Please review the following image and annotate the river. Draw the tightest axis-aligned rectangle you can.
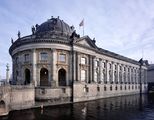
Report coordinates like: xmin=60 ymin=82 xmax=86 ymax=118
xmin=1 ymin=93 xmax=154 ymax=120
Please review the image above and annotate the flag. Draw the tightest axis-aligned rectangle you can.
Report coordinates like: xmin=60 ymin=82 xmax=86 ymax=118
xmin=79 ymin=19 xmax=84 ymax=27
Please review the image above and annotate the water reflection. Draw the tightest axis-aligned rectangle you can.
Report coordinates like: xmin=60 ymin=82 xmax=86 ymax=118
xmin=1 ymin=94 xmax=154 ymax=120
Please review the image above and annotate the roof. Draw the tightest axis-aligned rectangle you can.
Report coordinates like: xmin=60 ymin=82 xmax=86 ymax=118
xmin=35 ymin=17 xmax=73 ymax=36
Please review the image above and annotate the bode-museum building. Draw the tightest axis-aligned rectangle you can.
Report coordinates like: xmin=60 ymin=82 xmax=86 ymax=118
xmin=9 ymin=17 xmax=148 ymax=102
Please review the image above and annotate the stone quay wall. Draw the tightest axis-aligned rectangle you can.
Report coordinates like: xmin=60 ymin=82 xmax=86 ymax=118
xmin=73 ymin=83 xmax=148 ymax=102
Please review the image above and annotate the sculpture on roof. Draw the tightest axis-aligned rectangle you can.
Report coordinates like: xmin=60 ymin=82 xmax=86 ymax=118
xmin=32 ymin=26 xmax=35 ymax=35
xmin=17 ymin=31 xmax=20 ymax=38
xmin=11 ymin=38 xmax=14 ymax=44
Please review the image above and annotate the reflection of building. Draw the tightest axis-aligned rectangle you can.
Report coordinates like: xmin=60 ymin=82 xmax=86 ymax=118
xmin=9 ymin=17 xmax=148 ymax=102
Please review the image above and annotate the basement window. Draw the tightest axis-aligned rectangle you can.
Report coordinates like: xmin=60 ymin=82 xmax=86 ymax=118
xmin=104 ymin=86 xmax=107 ymax=91
xmin=62 ymin=88 xmax=66 ymax=93
xmin=110 ymin=86 xmax=112 ymax=91
xmin=97 ymin=86 xmax=100 ymax=92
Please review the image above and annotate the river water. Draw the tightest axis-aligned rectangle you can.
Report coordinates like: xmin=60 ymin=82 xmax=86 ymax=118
xmin=1 ymin=93 xmax=154 ymax=120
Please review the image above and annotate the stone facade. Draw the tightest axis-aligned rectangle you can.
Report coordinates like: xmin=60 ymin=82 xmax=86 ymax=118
xmin=0 ymin=85 xmax=34 ymax=115
xmin=6 ymin=17 xmax=148 ymax=114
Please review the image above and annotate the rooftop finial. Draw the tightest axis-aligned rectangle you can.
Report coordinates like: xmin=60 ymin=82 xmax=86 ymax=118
xmin=51 ymin=16 xmax=53 ymax=19
xmin=57 ymin=16 xmax=59 ymax=19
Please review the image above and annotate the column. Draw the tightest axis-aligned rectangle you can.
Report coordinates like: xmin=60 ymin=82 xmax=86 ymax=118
xmin=73 ymin=51 xmax=76 ymax=82
xmin=77 ymin=53 xmax=80 ymax=82
xmin=121 ymin=65 xmax=123 ymax=84
xmin=91 ymin=56 xmax=95 ymax=82
xmin=117 ymin=63 xmax=119 ymax=84
xmin=126 ymin=66 xmax=128 ymax=84
xmin=76 ymin=52 xmax=79 ymax=82
xmin=52 ymin=49 xmax=57 ymax=87
xmin=32 ymin=49 xmax=37 ymax=86
xmin=99 ymin=59 xmax=102 ymax=83
xmin=106 ymin=60 xmax=108 ymax=84
xmin=112 ymin=62 xmax=114 ymax=84
xmin=89 ymin=55 xmax=93 ymax=83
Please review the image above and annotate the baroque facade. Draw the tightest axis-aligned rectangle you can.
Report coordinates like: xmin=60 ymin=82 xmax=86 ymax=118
xmin=9 ymin=17 xmax=148 ymax=102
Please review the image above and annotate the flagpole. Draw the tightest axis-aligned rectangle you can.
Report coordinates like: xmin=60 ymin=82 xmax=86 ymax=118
xmin=79 ymin=19 xmax=84 ymax=37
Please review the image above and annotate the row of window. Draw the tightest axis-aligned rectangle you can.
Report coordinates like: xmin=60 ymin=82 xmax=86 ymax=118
xmin=15 ymin=52 xmax=66 ymax=63
xmin=83 ymin=85 xmax=147 ymax=93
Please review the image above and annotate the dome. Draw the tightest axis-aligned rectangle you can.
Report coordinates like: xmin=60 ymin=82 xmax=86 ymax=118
xmin=35 ymin=17 xmax=74 ymax=36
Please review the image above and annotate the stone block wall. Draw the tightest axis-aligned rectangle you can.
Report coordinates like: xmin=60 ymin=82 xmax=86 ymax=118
xmin=10 ymin=85 xmax=35 ymax=110
xmin=73 ymin=83 xmax=148 ymax=102
xmin=35 ymin=87 xmax=72 ymax=104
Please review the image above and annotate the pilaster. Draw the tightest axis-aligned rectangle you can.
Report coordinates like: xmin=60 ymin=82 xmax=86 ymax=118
xmin=32 ymin=49 xmax=37 ymax=86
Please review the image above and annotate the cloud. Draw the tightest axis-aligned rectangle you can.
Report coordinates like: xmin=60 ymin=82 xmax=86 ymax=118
xmin=0 ymin=0 xmax=154 ymax=78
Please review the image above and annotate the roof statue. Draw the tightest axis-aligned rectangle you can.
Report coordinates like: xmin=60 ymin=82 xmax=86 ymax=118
xmin=11 ymin=38 xmax=14 ymax=44
xmin=31 ymin=26 xmax=35 ymax=35
xmin=17 ymin=31 xmax=20 ymax=38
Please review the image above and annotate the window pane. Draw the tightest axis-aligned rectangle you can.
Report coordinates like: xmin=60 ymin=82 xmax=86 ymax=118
xmin=59 ymin=54 xmax=66 ymax=62
xmin=81 ymin=70 xmax=85 ymax=81
xmin=25 ymin=54 xmax=30 ymax=62
xmin=81 ymin=57 xmax=86 ymax=64
xmin=40 ymin=52 xmax=48 ymax=61
xmin=94 ymin=71 xmax=97 ymax=82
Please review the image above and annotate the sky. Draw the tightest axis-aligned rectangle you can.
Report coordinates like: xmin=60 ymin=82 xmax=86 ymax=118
xmin=0 ymin=0 xmax=154 ymax=79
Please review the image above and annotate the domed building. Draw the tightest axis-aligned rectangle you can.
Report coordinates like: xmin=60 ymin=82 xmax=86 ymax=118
xmin=9 ymin=17 xmax=148 ymax=102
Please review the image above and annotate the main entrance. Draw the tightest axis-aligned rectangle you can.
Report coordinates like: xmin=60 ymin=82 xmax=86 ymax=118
xmin=58 ymin=68 xmax=66 ymax=86
xmin=25 ymin=69 xmax=30 ymax=85
xmin=40 ymin=68 xmax=49 ymax=86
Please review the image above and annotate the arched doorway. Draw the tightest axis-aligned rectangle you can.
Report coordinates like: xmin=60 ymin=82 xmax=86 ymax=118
xmin=0 ymin=101 xmax=6 ymax=114
xmin=58 ymin=68 xmax=66 ymax=86
xmin=40 ymin=68 xmax=48 ymax=86
xmin=25 ymin=69 xmax=30 ymax=85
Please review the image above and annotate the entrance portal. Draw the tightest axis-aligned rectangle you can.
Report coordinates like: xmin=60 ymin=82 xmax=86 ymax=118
xmin=40 ymin=68 xmax=49 ymax=86
xmin=0 ymin=101 xmax=7 ymax=115
xmin=25 ymin=69 xmax=30 ymax=85
xmin=58 ymin=68 xmax=66 ymax=86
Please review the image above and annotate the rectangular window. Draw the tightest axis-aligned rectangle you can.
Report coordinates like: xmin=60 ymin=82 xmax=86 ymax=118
xmin=81 ymin=70 xmax=86 ymax=81
xmin=59 ymin=54 xmax=66 ymax=62
xmin=115 ymin=65 xmax=117 ymax=70
xmin=95 ymin=60 xmax=99 ymax=67
xmin=40 ymin=52 xmax=48 ymax=61
xmin=109 ymin=63 xmax=112 ymax=69
xmin=16 ymin=57 xmax=19 ymax=64
xmin=25 ymin=54 xmax=30 ymax=62
xmin=103 ymin=62 xmax=106 ymax=68
xmin=81 ymin=57 xmax=86 ymax=64
xmin=94 ymin=71 xmax=98 ymax=82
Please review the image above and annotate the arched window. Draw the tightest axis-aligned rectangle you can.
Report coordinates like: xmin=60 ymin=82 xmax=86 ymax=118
xmin=58 ymin=69 xmax=66 ymax=86
xmin=0 ymin=101 xmax=6 ymax=114
xmin=25 ymin=69 xmax=30 ymax=85
xmin=40 ymin=68 xmax=49 ymax=86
